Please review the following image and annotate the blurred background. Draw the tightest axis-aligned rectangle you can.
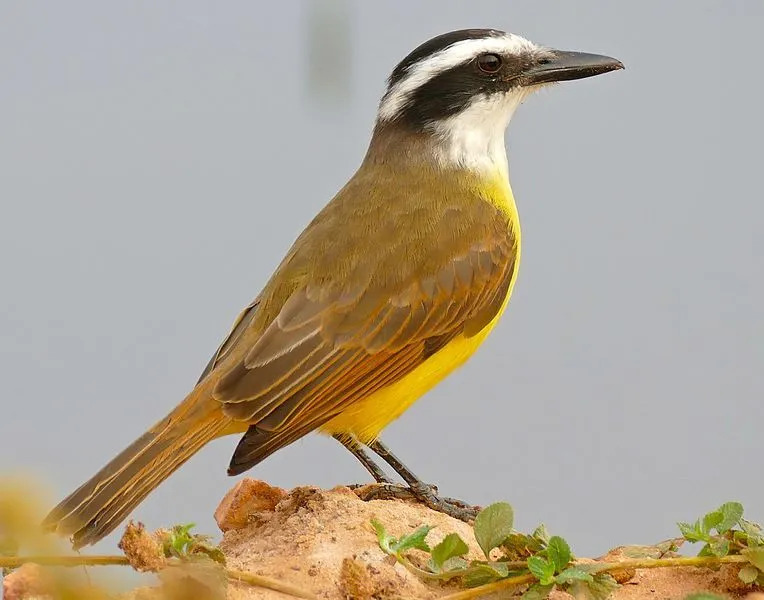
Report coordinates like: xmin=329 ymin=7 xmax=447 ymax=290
xmin=1 ymin=0 xmax=762 ymax=583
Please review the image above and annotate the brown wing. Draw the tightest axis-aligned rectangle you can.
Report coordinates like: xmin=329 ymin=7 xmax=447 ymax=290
xmin=196 ymin=298 xmax=261 ymax=384
xmin=214 ymin=236 xmax=517 ymax=475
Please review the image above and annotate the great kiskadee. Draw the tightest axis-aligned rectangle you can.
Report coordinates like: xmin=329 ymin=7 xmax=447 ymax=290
xmin=43 ymin=29 xmax=622 ymax=548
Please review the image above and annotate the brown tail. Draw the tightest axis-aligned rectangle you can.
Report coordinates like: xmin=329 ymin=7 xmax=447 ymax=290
xmin=42 ymin=387 xmax=228 ymax=549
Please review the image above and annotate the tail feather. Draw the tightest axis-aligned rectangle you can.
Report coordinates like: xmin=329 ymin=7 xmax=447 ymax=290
xmin=43 ymin=392 xmax=227 ymax=549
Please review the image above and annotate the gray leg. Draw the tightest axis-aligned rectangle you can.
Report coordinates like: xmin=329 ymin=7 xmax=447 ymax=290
xmin=367 ymin=439 xmax=479 ymax=522
xmin=333 ymin=434 xmax=394 ymax=484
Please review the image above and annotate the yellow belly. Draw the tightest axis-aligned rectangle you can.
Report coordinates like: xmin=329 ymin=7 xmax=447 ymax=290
xmin=320 ymin=277 xmax=515 ymax=443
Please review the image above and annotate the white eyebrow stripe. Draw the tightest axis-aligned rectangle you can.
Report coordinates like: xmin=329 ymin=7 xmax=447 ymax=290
xmin=378 ymin=34 xmax=540 ymax=122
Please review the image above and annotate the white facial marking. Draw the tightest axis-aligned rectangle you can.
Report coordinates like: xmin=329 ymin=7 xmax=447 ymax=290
xmin=430 ymin=87 xmax=536 ymax=176
xmin=378 ymin=33 xmax=540 ymax=122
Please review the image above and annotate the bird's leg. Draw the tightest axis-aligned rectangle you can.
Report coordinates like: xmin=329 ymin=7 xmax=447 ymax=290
xmin=366 ymin=439 xmax=480 ymax=522
xmin=333 ymin=434 xmax=394 ymax=484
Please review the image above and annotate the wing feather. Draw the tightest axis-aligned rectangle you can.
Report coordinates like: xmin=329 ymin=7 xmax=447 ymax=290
xmin=211 ymin=212 xmax=518 ymax=473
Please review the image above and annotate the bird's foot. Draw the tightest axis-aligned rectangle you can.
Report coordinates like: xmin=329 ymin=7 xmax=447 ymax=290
xmin=353 ymin=482 xmax=480 ymax=522
xmin=408 ymin=481 xmax=480 ymax=522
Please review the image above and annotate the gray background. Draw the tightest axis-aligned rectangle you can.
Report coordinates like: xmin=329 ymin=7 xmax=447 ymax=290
xmin=1 ymin=0 xmax=762 ymax=571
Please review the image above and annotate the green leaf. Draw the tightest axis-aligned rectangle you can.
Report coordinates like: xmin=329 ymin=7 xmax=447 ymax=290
xmin=738 ymin=565 xmax=760 ymax=585
xmin=697 ymin=543 xmax=714 ymax=557
xmin=474 ymin=502 xmax=514 ymax=559
xmin=734 ymin=530 xmax=750 ymax=546
xmin=708 ymin=538 xmax=729 ymax=557
xmin=621 ymin=540 xmax=681 ymax=559
xmin=370 ymin=519 xmax=432 ymax=557
xmin=701 ymin=511 xmax=723 ymax=535
xmin=567 ymin=573 xmax=620 ymax=600
xmin=502 ymin=531 xmax=546 ymax=560
xmin=743 ymin=547 xmax=764 ymax=571
xmin=439 ymin=556 xmax=470 ymax=572
xmin=192 ymin=543 xmax=226 ymax=565
xmin=164 ymin=523 xmax=197 ymax=557
xmin=678 ymin=520 xmax=708 ymax=543
xmin=683 ymin=594 xmax=726 ymax=600
xmin=371 ymin=518 xmax=395 ymax=555
xmin=740 ymin=519 xmax=764 ymax=545
xmin=532 ymin=524 xmax=551 ymax=545
xmin=547 ymin=536 xmax=572 ymax=573
xmin=464 ymin=562 xmax=509 ymax=587
xmin=592 ymin=573 xmax=620 ymax=598
xmin=555 ymin=566 xmax=594 ymax=585
xmin=528 ymin=556 xmax=556 ymax=586
xmin=392 ymin=524 xmax=433 ymax=554
xmin=488 ymin=562 xmax=510 ymax=578
xmin=430 ymin=533 xmax=469 ymax=571
xmin=522 ymin=583 xmax=554 ymax=600
xmin=717 ymin=502 xmax=744 ymax=533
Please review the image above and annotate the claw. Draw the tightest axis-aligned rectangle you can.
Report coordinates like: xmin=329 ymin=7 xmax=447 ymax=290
xmin=353 ymin=482 xmax=480 ymax=522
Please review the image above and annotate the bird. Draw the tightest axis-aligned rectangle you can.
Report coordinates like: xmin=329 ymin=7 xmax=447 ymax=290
xmin=43 ymin=28 xmax=623 ymax=548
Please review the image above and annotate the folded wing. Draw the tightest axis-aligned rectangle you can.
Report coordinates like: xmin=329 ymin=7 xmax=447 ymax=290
xmin=213 ymin=234 xmax=517 ymax=475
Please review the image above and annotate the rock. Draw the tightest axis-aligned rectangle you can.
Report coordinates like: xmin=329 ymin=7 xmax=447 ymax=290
xmin=219 ymin=483 xmax=483 ymax=599
xmin=214 ymin=479 xmax=287 ymax=532
xmin=338 ymin=557 xmax=376 ymax=600
xmin=118 ymin=521 xmax=166 ymax=572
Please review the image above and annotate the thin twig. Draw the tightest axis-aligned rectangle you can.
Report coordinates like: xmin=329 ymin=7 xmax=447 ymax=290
xmin=396 ymin=554 xmax=528 ymax=582
xmin=227 ymin=567 xmax=317 ymax=599
xmin=0 ymin=555 xmax=317 ymax=599
xmin=593 ymin=554 xmax=748 ymax=571
xmin=437 ymin=573 xmax=537 ymax=600
xmin=437 ymin=554 xmax=750 ymax=600
xmin=0 ymin=555 xmax=129 ymax=568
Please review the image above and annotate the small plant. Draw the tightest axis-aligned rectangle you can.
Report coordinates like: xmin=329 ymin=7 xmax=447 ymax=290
xmin=372 ymin=500 xmax=764 ymax=600
xmin=160 ymin=522 xmax=226 ymax=564
xmin=678 ymin=502 xmax=764 ymax=585
xmin=372 ymin=502 xmax=616 ymax=599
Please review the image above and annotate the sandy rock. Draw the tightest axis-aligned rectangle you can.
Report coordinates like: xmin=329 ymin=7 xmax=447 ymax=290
xmin=600 ymin=563 xmax=751 ymax=600
xmin=215 ymin=479 xmax=287 ymax=532
xmin=214 ymin=481 xmax=764 ymax=600
xmin=10 ymin=480 xmax=764 ymax=600
xmin=219 ymin=482 xmax=483 ymax=599
xmin=338 ymin=557 xmax=376 ymax=600
xmin=118 ymin=521 xmax=167 ymax=572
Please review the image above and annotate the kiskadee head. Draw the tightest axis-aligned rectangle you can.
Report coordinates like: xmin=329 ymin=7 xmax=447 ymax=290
xmin=372 ymin=29 xmax=623 ymax=172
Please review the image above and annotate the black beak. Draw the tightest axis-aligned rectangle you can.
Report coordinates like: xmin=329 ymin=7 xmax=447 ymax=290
xmin=521 ymin=50 xmax=624 ymax=86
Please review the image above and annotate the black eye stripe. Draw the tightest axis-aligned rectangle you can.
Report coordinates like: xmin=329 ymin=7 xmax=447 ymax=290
xmin=385 ymin=44 xmax=535 ymax=130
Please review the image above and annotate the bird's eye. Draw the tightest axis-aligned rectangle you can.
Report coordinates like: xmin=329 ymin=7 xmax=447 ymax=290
xmin=477 ymin=53 xmax=503 ymax=74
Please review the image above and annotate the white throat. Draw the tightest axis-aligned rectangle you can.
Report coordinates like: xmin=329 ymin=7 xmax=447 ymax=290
xmin=428 ymin=89 xmax=531 ymax=177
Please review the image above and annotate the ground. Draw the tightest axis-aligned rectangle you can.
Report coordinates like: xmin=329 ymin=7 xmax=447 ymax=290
xmin=3 ymin=480 xmax=762 ymax=599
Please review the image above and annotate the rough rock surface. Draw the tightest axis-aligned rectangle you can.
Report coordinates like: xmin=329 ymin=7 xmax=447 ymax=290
xmin=4 ymin=479 xmax=763 ymax=599
xmin=214 ymin=479 xmax=760 ymax=600
xmin=218 ymin=480 xmax=483 ymax=599
xmin=215 ymin=480 xmax=287 ymax=533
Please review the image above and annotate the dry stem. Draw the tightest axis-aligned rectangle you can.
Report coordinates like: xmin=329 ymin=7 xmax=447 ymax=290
xmin=0 ymin=554 xmax=316 ymax=599
xmin=437 ymin=554 xmax=750 ymax=600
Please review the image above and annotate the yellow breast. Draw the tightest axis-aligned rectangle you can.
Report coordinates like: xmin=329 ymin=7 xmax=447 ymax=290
xmin=321 ymin=176 xmax=521 ymax=443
